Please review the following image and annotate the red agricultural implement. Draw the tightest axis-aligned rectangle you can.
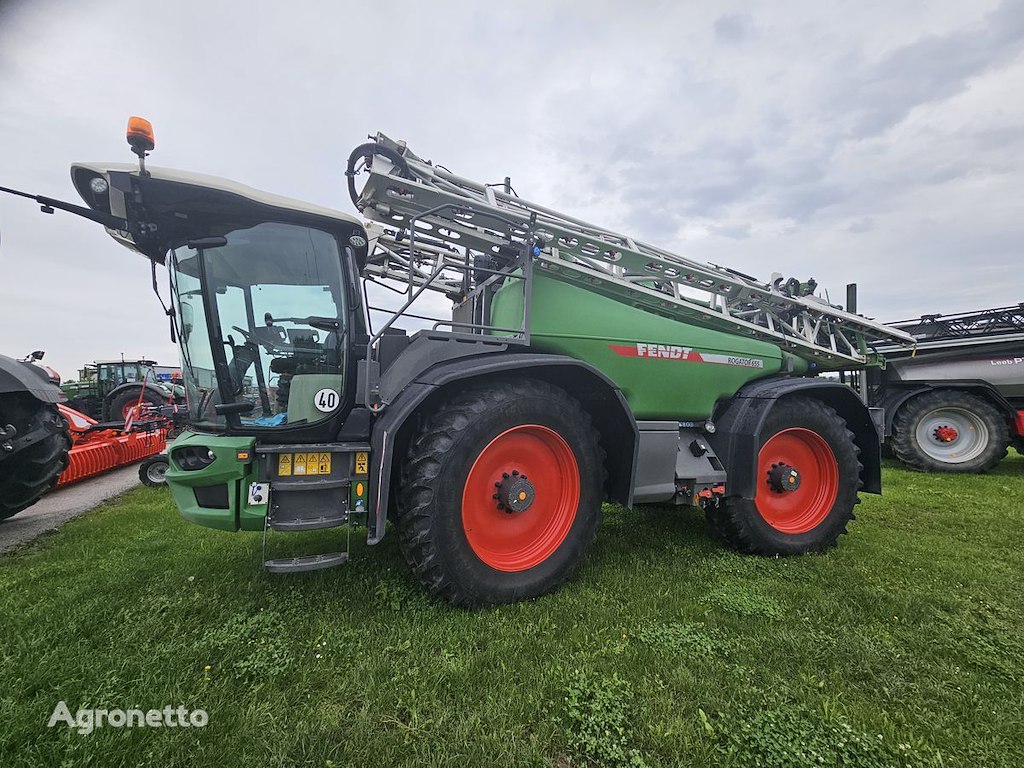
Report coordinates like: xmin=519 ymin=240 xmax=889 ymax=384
xmin=2 ymin=351 xmax=175 ymax=523
xmin=56 ymin=404 xmax=167 ymax=487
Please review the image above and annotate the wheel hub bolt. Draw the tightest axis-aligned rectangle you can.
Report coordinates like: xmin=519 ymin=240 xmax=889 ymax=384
xmin=767 ymin=462 xmax=801 ymax=493
xmin=933 ymin=425 xmax=959 ymax=443
xmin=494 ymin=470 xmax=535 ymax=513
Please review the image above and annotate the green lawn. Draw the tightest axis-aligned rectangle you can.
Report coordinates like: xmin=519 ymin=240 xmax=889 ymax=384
xmin=1 ymin=457 xmax=1022 ymax=768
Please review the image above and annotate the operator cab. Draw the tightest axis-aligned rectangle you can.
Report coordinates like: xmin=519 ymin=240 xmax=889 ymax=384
xmin=170 ymin=223 xmax=352 ymax=434
xmin=69 ymin=122 xmax=369 ymax=441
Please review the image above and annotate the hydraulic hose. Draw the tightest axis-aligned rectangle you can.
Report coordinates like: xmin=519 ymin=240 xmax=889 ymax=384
xmin=346 ymin=142 xmax=410 ymax=210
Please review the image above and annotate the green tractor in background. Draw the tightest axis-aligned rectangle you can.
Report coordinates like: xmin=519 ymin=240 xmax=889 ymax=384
xmin=61 ymin=359 xmax=183 ymax=422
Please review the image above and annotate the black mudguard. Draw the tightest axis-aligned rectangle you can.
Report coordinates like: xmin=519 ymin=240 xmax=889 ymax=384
xmin=0 ymin=355 xmax=64 ymax=404
xmin=106 ymin=381 xmax=170 ymax=402
xmin=366 ymin=352 xmax=638 ymax=545
xmin=709 ymin=377 xmax=882 ymax=499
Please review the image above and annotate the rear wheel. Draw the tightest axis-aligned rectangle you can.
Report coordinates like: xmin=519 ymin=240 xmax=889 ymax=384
xmin=0 ymin=394 xmax=72 ymax=521
xmin=707 ymin=397 xmax=861 ymax=555
xmin=396 ymin=379 xmax=604 ymax=607
xmin=66 ymin=394 xmax=102 ymax=420
xmin=107 ymin=388 xmax=166 ymax=422
xmin=891 ymin=390 xmax=1008 ymax=473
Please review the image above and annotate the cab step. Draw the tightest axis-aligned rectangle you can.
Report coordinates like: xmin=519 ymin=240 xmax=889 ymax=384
xmin=264 ymin=552 xmax=349 ymax=573
xmin=269 ymin=512 xmax=348 ymax=531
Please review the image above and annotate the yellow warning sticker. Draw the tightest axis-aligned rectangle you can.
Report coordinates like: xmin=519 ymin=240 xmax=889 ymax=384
xmin=278 ymin=453 xmax=292 ymax=476
xmin=279 ymin=452 xmax=337 ymax=476
xmin=355 ymin=451 xmax=368 ymax=475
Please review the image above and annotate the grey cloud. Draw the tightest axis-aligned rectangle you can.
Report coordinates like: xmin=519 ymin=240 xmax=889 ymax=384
xmin=709 ymin=222 xmax=752 ymax=240
xmin=834 ymin=1 xmax=1024 ymax=139
xmin=846 ymin=217 xmax=874 ymax=234
xmin=714 ymin=13 xmax=754 ymax=44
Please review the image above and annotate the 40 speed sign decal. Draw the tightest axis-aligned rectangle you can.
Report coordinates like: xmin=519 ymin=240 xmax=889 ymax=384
xmin=314 ymin=388 xmax=340 ymax=412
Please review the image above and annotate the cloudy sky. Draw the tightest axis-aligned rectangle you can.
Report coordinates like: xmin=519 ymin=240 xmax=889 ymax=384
xmin=1 ymin=0 xmax=1021 ymax=379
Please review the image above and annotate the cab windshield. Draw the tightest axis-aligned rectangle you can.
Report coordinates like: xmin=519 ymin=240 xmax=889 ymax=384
xmin=169 ymin=222 xmax=348 ymax=432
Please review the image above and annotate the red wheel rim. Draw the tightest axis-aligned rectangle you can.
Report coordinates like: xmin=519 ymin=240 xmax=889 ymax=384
xmin=755 ymin=428 xmax=838 ymax=534
xmin=121 ymin=402 xmax=136 ymax=419
xmin=462 ymin=424 xmax=580 ymax=572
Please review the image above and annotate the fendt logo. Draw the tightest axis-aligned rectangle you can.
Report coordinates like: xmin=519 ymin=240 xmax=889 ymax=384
xmin=609 ymin=343 xmax=701 ymax=360
xmin=608 ymin=343 xmax=764 ymax=369
xmin=634 ymin=343 xmax=695 ymax=359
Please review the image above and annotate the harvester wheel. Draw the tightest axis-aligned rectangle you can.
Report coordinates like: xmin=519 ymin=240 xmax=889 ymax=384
xmin=107 ymin=387 xmax=165 ymax=422
xmin=890 ymin=390 xmax=1008 ymax=473
xmin=0 ymin=395 xmax=72 ymax=521
xmin=139 ymin=453 xmax=170 ymax=487
xmin=707 ymin=396 xmax=860 ymax=556
xmin=396 ymin=379 xmax=604 ymax=607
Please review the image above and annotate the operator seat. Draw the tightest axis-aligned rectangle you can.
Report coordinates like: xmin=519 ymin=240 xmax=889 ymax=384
xmin=225 ymin=342 xmax=259 ymax=395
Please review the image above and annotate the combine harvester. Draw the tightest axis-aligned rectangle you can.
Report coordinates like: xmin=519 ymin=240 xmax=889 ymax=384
xmin=0 ymin=118 xmax=914 ymax=604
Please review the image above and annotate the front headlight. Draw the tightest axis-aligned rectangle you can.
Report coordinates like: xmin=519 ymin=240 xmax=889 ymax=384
xmin=172 ymin=446 xmax=217 ymax=471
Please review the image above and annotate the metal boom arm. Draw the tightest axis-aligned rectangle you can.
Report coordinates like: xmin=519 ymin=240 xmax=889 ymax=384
xmin=349 ymin=134 xmax=914 ymax=367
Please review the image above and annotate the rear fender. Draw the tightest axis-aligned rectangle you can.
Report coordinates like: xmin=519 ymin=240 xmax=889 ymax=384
xmin=709 ymin=377 xmax=881 ymax=499
xmin=106 ymin=381 xmax=171 ymax=404
xmin=0 ymin=354 xmax=64 ymax=404
xmin=367 ymin=353 xmax=638 ymax=544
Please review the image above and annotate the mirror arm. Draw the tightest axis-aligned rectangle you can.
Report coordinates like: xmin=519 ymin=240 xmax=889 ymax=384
xmin=150 ymin=257 xmax=177 ymax=343
xmin=0 ymin=185 xmax=128 ymax=230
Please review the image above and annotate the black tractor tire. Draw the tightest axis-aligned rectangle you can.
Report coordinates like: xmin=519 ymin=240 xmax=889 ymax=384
xmin=890 ymin=390 xmax=1009 ymax=473
xmin=66 ymin=395 xmax=102 ymax=420
xmin=139 ymin=453 xmax=170 ymax=487
xmin=396 ymin=379 xmax=605 ymax=608
xmin=706 ymin=396 xmax=861 ymax=556
xmin=0 ymin=395 xmax=72 ymax=522
xmin=106 ymin=388 xmax=166 ymax=422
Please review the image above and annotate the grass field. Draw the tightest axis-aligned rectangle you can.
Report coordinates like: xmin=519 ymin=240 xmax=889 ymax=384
xmin=1 ymin=456 xmax=1022 ymax=767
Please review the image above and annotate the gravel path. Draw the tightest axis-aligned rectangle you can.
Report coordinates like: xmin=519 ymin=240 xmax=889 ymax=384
xmin=0 ymin=465 xmax=141 ymax=554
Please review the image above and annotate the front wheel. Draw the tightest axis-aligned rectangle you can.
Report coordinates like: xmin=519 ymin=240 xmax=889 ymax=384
xmin=707 ymin=397 xmax=862 ymax=555
xmin=396 ymin=379 xmax=605 ymax=607
xmin=139 ymin=454 xmax=169 ymax=487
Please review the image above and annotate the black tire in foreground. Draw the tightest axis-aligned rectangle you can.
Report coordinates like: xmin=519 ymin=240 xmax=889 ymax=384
xmin=707 ymin=396 xmax=861 ymax=556
xmin=396 ymin=379 xmax=605 ymax=608
xmin=0 ymin=394 xmax=72 ymax=521
xmin=139 ymin=453 xmax=170 ymax=487
xmin=890 ymin=389 xmax=1009 ymax=473
xmin=106 ymin=387 xmax=166 ymax=422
